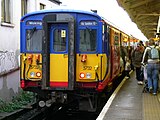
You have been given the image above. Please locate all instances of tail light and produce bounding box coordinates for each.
[36,72,41,77]
[80,72,85,79]
[21,80,25,89]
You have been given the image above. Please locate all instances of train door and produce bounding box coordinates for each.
[50,24,69,88]
[42,14,75,90]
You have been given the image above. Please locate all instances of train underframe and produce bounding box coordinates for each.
[24,85,110,112]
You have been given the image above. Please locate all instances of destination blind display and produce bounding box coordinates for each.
[80,20,97,26]
[26,20,42,26]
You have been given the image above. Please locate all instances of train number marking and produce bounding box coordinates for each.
[30,65,38,69]
[83,66,92,70]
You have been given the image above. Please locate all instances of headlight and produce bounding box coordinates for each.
[86,73,91,78]
[30,72,35,77]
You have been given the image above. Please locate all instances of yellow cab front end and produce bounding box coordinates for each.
[20,53,42,88]
[76,54,102,89]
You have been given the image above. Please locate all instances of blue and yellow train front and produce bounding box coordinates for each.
[20,10,115,111]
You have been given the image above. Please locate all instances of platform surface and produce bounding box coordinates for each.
[97,71,160,120]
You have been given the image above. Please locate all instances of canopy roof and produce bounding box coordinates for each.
[117,0,160,40]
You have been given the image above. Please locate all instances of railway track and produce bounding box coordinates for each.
[0,103,52,120]
[1,74,125,120]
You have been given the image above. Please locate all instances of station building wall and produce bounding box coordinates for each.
[0,0,61,101]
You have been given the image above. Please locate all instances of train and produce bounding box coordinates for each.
[20,9,136,112]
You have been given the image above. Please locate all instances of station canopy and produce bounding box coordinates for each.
[117,0,160,40]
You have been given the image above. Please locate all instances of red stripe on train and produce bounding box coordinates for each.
[50,82,68,87]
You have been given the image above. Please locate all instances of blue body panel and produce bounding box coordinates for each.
[20,9,106,55]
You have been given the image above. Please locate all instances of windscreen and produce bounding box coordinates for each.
[26,29,43,51]
[79,29,97,52]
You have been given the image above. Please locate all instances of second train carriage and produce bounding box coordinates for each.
[20,9,131,111]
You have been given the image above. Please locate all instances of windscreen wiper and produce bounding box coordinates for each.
[27,27,37,40]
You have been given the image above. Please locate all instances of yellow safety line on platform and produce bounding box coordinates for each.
[96,70,133,120]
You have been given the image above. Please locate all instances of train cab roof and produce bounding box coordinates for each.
[21,9,102,21]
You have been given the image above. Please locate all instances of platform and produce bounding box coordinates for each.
[97,71,160,120]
